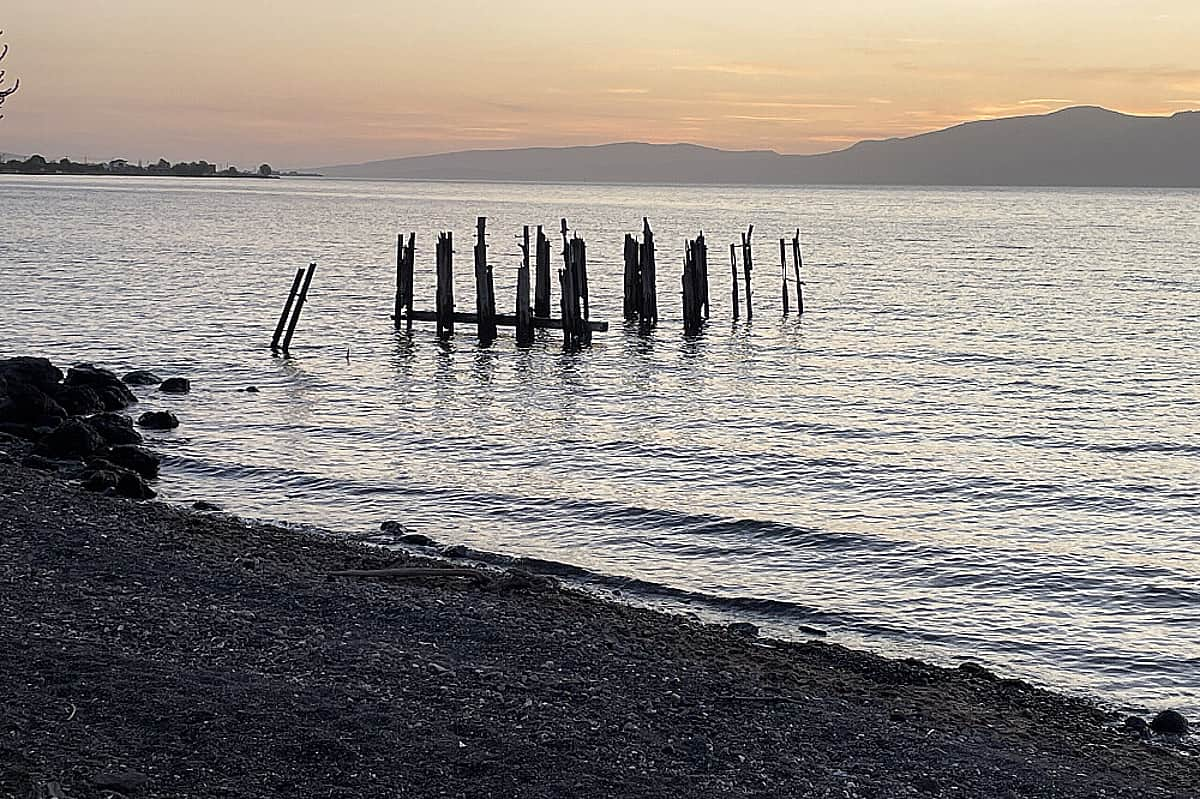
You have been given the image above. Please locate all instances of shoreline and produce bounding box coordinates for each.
[1,356,1196,796]
[2,463,1198,797]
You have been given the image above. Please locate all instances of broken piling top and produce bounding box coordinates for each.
[640,217,658,329]
[473,216,497,345]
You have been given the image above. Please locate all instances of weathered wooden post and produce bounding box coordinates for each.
[280,262,316,352]
[730,243,740,322]
[696,232,710,319]
[682,239,703,336]
[573,237,592,346]
[535,225,551,317]
[473,217,497,345]
[395,232,415,330]
[639,218,658,332]
[623,233,640,321]
[741,225,754,321]
[779,238,790,316]
[435,233,454,340]
[271,267,305,351]
[516,226,534,347]
[792,228,805,316]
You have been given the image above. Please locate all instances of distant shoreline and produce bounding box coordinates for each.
[0,156,321,179]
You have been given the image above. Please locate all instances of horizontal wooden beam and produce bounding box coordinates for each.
[402,310,609,333]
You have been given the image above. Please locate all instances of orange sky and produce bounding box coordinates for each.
[1,0,1197,168]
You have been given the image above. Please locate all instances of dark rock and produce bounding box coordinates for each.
[137,410,179,430]
[1123,715,1150,738]
[0,422,41,441]
[64,365,137,409]
[380,520,409,535]
[242,386,260,393]
[95,384,139,412]
[36,419,106,459]
[89,413,143,446]
[193,500,223,512]
[84,469,121,493]
[22,454,60,471]
[0,382,68,425]
[957,662,996,680]
[107,445,160,479]
[729,622,760,638]
[122,369,161,386]
[159,377,191,394]
[93,771,149,793]
[55,385,105,416]
[0,357,63,391]
[115,471,156,500]
[1150,709,1189,736]
[399,533,438,547]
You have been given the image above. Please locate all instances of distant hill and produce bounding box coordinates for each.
[317,107,1200,187]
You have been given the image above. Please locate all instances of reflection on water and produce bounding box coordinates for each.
[1,174,1198,714]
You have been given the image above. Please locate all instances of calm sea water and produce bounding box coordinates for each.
[2,174,1197,715]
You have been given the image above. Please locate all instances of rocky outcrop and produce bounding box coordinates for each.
[106,445,161,479]
[36,419,106,459]
[137,411,179,430]
[122,370,161,386]
[0,357,63,391]
[159,377,191,394]
[1,356,190,502]
[64,364,138,410]
[89,412,143,446]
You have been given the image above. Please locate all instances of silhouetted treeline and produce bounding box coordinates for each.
[0,155,277,178]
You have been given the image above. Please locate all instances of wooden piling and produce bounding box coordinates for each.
[535,225,551,317]
[696,232,710,319]
[682,238,704,336]
[779,238,790,316]
[395,232,415,330]
[623,233,640,321]
[280,262,316,352]
[473,217,497,345]
[741,225,754,321]
[730,244,740,322]
[559,234,591,351]
[271,267,305,351]
[516,226,534,347]
[435,232,454,340]
[639,218,658,332]
[792,228,805,316]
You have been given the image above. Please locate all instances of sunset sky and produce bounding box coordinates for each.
[1,0,1198,168]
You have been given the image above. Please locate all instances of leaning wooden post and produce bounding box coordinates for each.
[741,225,754,321]
[639,218,658,331]
[792,228,805,316]
[697,232,710,319]
[535,225,551,317]
[280,262,316,352]
[271,267,305,351]
[779,237,790,316]
[516,226,534,347]
[474,216,496,345]
[729,244,740,322]
[435,233,455,340]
